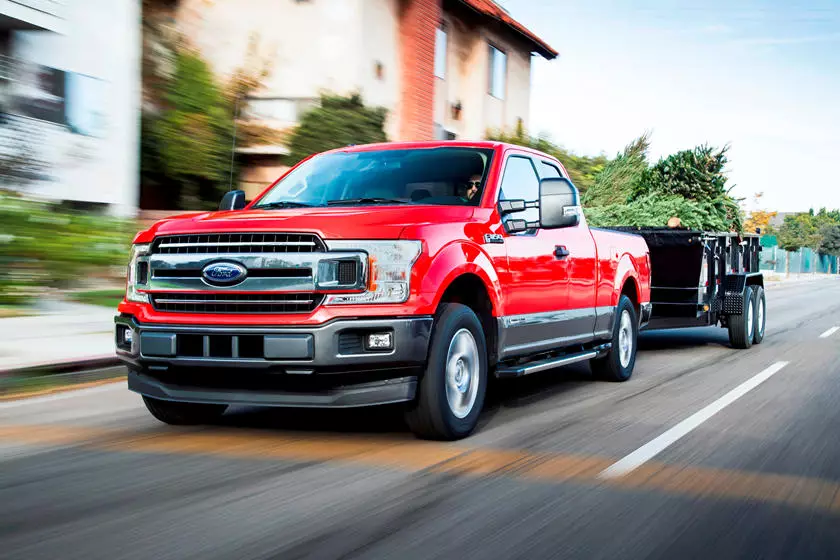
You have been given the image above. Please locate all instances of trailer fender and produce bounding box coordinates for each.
[722,272,764,315]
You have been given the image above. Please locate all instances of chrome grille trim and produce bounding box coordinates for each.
[151,233,326,254]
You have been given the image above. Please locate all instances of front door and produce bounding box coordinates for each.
[497,153,570,358]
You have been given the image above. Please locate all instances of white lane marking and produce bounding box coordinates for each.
[0,382,125,410]
[599,361,789,479]
[819,326,839,339]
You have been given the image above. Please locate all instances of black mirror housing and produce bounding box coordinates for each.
[539,177,580,229]
[219,190,247,211]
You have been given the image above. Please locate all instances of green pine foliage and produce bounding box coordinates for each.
[584,138,742,232]
[581,133,649,207]
[584,194,739,232]
[288,93,388,164]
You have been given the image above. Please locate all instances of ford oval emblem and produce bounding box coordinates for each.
[202,261,247,286]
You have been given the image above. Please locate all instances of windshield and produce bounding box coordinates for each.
[253,147,494,208]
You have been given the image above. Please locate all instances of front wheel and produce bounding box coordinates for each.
[405,303,488,440]
[142,396,228,425]
[591,295,638,382]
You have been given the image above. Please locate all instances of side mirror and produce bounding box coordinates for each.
[498,199,527,215]
[539,177,580,229]
[219,189,246,211]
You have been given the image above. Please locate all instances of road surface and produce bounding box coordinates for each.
[2,278,839,559]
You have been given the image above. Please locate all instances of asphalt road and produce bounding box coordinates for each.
[2,277,840,559]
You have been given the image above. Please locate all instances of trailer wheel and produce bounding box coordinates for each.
[752,286,766,344]
[591,295,638,382]
[142,396,228,425]
[727,285,755,349]
[404,303,488,440]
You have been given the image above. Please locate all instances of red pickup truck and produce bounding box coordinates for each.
[116,141,652,440]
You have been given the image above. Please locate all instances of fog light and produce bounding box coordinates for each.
[366,332,393,350]
[124,329,133,344]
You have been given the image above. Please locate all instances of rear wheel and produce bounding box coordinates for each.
[591,295,638,382]
[752,286,766,344]
[143,396,228,425]
[405,303,487,440]
[727,285,755,349]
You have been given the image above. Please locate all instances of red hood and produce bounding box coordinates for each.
[135,206,477,243]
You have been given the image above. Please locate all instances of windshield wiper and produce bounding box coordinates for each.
[327,198,408,206]
[253,201,319,209]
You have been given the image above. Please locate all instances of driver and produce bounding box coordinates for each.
[460,173,483,202]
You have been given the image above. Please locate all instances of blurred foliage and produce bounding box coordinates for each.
[288,93,388,164]
[146,49,235,210]
[68,289,127,309]
[140,7,273,209]
[0,192,137,305]
[486,121,607,194]
[582,133,649,207]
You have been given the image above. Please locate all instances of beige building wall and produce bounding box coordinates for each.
[176,0,364,97]
[434,12,533,141]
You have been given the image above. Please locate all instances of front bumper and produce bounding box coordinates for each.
[128,370,417,408]
[115,314,432,407]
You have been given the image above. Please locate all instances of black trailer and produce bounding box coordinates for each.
[605,227,765,349]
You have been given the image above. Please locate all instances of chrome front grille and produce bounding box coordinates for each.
[151,293,324,314]
[151,233,325,254]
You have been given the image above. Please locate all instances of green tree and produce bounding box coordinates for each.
[485,122,607,194]
[149,49,235,209]
[819,224,840,273]
[777,213,819,276]
[287,93,388,164]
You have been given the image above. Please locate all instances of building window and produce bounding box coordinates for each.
[434,27,447,79]
[488,44,506,99]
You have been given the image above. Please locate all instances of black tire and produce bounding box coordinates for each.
[752,286,766,344]
[727,285,755,349]
[591,295,638,382]
[404,303,488,440]
[142,396,228,425]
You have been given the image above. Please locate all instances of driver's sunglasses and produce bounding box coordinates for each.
[466,181,481,187]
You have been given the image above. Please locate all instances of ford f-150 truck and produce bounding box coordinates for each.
[116,141,657,440]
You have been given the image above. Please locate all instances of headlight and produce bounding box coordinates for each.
[324,240,421,305]
[126,243,151,303]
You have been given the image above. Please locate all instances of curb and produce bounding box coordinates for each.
[0,355,122,377]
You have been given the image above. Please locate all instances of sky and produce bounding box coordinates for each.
[497,0,840,213]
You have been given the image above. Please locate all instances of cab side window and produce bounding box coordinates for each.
[499,156,540,224]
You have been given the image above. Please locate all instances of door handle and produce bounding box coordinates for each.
[554,245,570,259]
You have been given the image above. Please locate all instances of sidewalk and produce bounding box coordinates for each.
[762,272,839,289]
[0,300,117,373]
